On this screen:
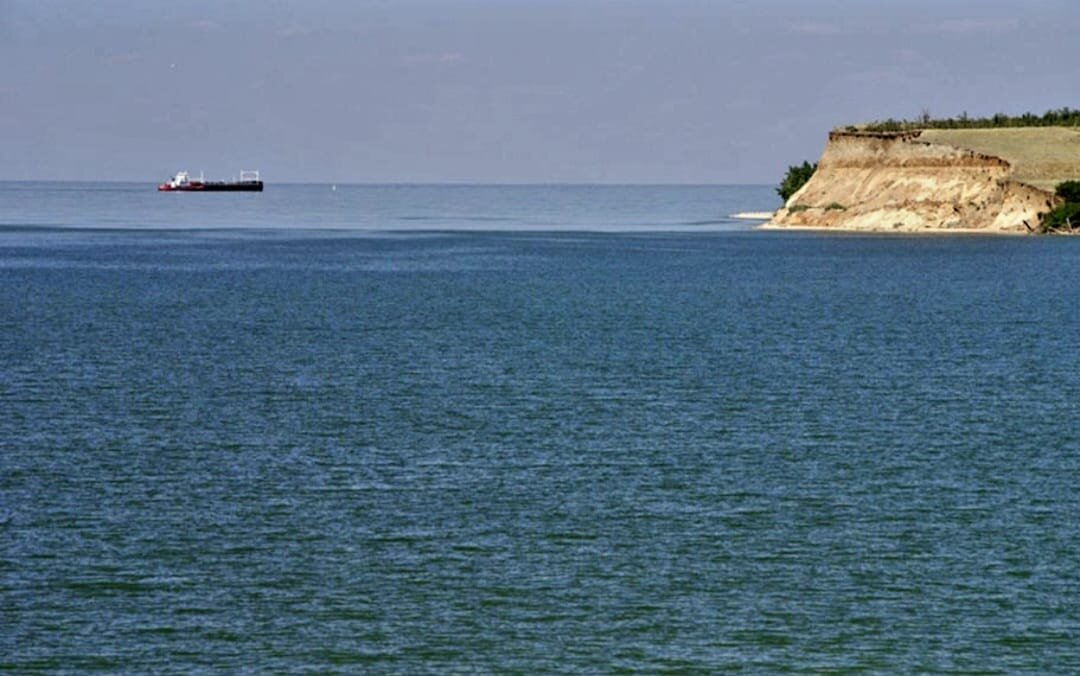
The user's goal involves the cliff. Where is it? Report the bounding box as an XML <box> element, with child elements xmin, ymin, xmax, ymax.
<box><xmin>767</xmin><ymin>130</ymin><xmax>1059</xmax><ymax>233</ymax></box>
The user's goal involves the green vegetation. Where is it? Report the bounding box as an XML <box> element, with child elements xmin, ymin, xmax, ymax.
<box><xmin>777</xmin><ymin>161</ymin><xmax>817</xmax><ymax>202</ymax></box>
<box><xmin>861</xmin><ymin>107</ymin><xmax>1080</xmax><ymax>133</ymax></box>
<box><xmin>825</xmin><ymin>202</ymin><xmax>846</xmax><ymax>211</ymax></box>
<box><xmin>1054</xmin><ymin>180</ymin><xmax>1080</xmax><ymax>203</ymax></box>
<box><xmin>1041</xmin><ymin>204</ymin><xmax>1080</xmax><ymax>232</ymax></box>
<box><xmin>787</xmin><ymin>204</ymin><xmax>810</xmax><ymax>213</ymax></box>
<box><xmin>1040</xmin><ymin>182</ymin><xmax>1080</xmax><ymax>233</ymax></box>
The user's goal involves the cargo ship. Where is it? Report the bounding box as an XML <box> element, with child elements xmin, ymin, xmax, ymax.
<box><xmin>158</xmin><ymin>170</ymin><xmax>263</xmax><ymax>192</ymax></box>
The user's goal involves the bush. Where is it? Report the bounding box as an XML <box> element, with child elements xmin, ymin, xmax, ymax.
<box><xmin>1055</xmin><ymin>180</ymin><xmax>1080</xmax><ymax>203</ymax></box>
<box><xmin>777</xmin><ymin>161</ymin><xmax>817</xmax><ymax>202</ymax></box>
<box><xmin>1040</xmin><ymin>203</ymin><xmax>1080</xmax><ymax>232</ymax></box>
<box><xmin>825</xmin><ymin>202</ymin><xmax>846</xmax><ymax>210</ymax></box>
<box><xmin>787</xmin><ymin>204</ymin><xmax>810</xmax><ymax>213</ymax></box>
<box><xmin>1040</xmin><ymin>181</ymin><xmax>1080</xmax><ymax>232</ymax></box>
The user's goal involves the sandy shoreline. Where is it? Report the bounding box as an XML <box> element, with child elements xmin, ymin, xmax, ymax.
<box><xmin>756</xmin><ymin>223</ymin><xmax>1030</xmax><ymax>236</ymax></box>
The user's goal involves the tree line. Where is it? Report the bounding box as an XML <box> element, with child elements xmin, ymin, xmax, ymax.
<box><xmin>859</xmin><ymin>107</ymin><xmax>1080</xmax><ymax>133</ymax></box>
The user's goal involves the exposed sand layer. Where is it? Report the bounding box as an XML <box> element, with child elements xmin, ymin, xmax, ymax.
<box><xmin>767</xmin><ymin>130</ymin><xmax>1064</xmax><ymax>234</ymax></box>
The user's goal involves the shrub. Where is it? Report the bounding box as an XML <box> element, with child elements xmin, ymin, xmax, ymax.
<box><xmin>1055</xmin><ymin>180</ymin><xmax>1080</xmax><ymax>203</ymax></box>
<box><xmin>787</xmin><ymin>204</ymin><xmax>810</xmax><ymax>213</ymax></box>
<box><xmin>1040</xmin><ymin>203</ymin><xmax>1080</xmax><ymax>232</ymax></box>
<box><xmin>1040</xmin><ymin>181</ymin><xmax>1080</xmax><ymax>232</ymax></box>
<box><xmin>777</xmin><ymin>161</ymin><xmax>817</xmax><ymax>202</ymax></box>
<box><xmin>825</xmin><ymin>202</ymin><xmax>846</xmax><ymax>210</ymax></box>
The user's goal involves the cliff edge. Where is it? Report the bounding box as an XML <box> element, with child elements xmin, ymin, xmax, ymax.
<box><xmin>767</xmin><ymin>130</ymin><xmax>1059</xmax><ymax>233</ymax></box>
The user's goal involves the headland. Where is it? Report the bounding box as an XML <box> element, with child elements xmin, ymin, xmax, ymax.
<box><xmin>765</xmin><ymin>124</ymin><xmax>1080</xmax><ymax>234</ymax></box>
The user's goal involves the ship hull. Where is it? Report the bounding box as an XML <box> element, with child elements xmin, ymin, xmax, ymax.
<box><xmin>158</xmin><ymin>181</ymin><xmax>263</xmax><ymax>192</ymax></box>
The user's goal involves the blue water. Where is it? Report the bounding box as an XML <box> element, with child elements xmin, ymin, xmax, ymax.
<box><xmin>2</xmin><ymin>183</ymin><xmax>1079</xmax><ymax>671</ymax></box>
<box><xmin>0</xmin><ymin>181</ymin><xmax>772</xmax><ymax>232</ymax></box>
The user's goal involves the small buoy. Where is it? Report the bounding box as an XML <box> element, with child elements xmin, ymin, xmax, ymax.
<box><xmin>331</xmin><ymin>184</ymin><xmax>336</xmax><ymax>191</ymax></box>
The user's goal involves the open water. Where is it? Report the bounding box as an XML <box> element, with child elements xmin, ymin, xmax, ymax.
<box><xmin>2</xmin><ymin>183</ymin><xmax>1079</xmax><ymax>672</ymax></box>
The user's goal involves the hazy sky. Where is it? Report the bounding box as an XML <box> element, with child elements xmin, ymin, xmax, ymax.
<box><xmin>2</xmin><ymin>0</ymin><xmax>1078</xmax><ymax>183</ymax></box>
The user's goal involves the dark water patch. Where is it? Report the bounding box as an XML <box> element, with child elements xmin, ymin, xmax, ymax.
<box><xmin>135</xmin><ymin>626</ymin><xmax>181</xmax><ymax>636</ymax></box>
<box><xmin>0</xmin><ymin>656</ymin><xmax>124</xmax><ymax>671</ymax></box>
<box><xmin>313</xmin><ymin>649</ymin><xmax>398</xmax><ymax>665</ymax></box>
<box><xmin>61</xmin><ymin>579</ymin><xmax>161</xmax><ymax>596</ymax></box>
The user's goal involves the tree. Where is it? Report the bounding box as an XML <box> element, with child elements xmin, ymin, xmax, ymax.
<box><xmin>777</xmin><ymin>161</ymin><xmax>817</xmax><ymax>202</ymax></box>
<box><xmin>1040</xmin><ymin>181</ymin><xmax>1080</xmax><ymax>232</ymax></box>
<box><xmin>1040</xmin><ymin>203</ymin><xmax>1080</xmax><ymax>232</ymax></box>
<box><xmin>1055</xmin><ymin>180</ymin><xmax>1080</xmax><ymax>203</ymax></box>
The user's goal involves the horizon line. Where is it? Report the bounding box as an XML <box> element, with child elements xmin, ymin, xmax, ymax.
<box><xmin>0</xmin><ymin>179</ymin><xmax>774</xmax><ymax>188</ymax></box>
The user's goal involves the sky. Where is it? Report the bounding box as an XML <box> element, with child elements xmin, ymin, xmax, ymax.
<box><xmin>1</xmin><ymin>0</ymin><xmax>1078</xmax><ymax>183</ymax></box>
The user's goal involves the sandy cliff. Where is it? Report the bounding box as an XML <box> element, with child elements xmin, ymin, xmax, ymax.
<box><xmin>766</xmin><ymin>131</ymin><xmax>1059</xmax><ymax>233</ymax></box>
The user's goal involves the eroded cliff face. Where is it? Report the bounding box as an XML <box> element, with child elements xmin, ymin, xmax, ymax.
<box><xmin>768</xmin><ymin>131</ymin><xmax>1058</xmax><ymax>233</ymax></box>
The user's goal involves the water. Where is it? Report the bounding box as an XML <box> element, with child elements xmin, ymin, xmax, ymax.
<box><xmin>0</xmin><ymin>181</ymin><xmax>770</xmax><ymax>232</ymax></box>
<box><xmin>2</xmin><ymin>183</ymin><xmax>1079</xmax><ymax>671</ymax></box>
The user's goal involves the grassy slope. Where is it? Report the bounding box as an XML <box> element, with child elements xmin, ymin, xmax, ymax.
<box><xmin>919</xmin><ymin>127</ymin><xmax>1080</xmax><ymax>191</ymax></box>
